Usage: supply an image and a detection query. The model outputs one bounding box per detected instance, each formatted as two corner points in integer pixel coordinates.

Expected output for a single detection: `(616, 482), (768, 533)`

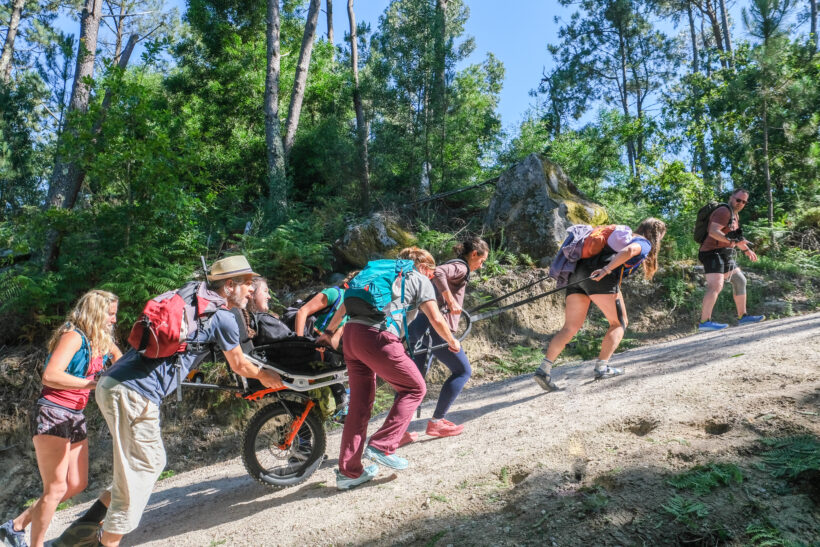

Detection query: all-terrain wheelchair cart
(181, 337), (347, 489)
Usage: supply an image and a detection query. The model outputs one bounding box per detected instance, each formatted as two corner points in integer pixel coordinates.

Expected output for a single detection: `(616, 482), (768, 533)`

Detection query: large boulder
(335, 212), (417, 267)
(483, 154), (607, 264)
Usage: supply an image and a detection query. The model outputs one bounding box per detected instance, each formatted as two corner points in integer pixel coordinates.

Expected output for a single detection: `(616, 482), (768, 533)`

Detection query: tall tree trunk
(616, 25), (636, 178)
(701, 0), (726, 67)
(811, 0), (818, 53)
(717, 0), (733, 66)
(433, 0), (448, 191)
(347, 0), (369, 210)
(283, 0), (321, 158)
(68, 34), (138, 201)
(761, 98), (775, 244)
(42, 0), (103, 272)
(113, 0), (125, 63)
(326, 0), (333, 44)
(0, 0), (26, 83)
(265, 0), (287, 222)
(687, 2), (710, 181)
(687, 1), (699, 73)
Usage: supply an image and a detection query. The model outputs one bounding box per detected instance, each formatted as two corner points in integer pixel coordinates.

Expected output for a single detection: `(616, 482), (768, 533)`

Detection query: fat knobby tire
(241, 400), (327, 488)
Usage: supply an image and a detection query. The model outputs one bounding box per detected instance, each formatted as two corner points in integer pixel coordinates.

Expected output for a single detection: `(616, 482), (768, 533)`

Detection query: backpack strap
(314, 287), (343, 332)
(443, 258), (470, 282)
(63, 326), (92, 378)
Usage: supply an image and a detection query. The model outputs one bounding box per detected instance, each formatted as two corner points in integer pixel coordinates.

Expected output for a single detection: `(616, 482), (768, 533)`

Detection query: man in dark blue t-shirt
(95, 256), (282, 547)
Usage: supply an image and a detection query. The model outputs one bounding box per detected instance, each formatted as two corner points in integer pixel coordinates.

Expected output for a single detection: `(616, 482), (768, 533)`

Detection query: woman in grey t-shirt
(319, 247), (460, 490)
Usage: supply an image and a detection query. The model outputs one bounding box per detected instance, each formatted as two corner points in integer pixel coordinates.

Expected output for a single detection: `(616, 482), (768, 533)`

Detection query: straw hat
(207, 255), (259, 282)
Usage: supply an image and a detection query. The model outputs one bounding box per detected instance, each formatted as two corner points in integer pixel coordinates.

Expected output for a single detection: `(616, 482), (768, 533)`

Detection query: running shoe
(533, 369), (559, 392)
(336, 464), (379, 490)
(363, 445), (409, 470)
(593, 366), (623, 380)
(398, 431), (418, 448)
(426, 419), (464, 438)
(0, 520), (27, 547)
(698, 320), (728, 332)
(738, 314), (765, 325)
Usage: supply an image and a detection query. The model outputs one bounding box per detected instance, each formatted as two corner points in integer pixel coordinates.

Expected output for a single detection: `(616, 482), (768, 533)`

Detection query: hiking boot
(426, 419), (464, 438)
(336, 464), (379, 490)
(363, 445), (409, 470)
(533, 369), (559, 392)
(0, 520), (27, 547)
(51, 521), (102, 547)
(738, 314), (765, 325)
(593, 366), (623, 380)
(398, 431), (418, 448)
(698, 320), (728, 332)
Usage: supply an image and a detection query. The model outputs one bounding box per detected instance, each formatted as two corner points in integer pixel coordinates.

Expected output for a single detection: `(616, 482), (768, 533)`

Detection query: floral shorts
(30, 400), (87, 443)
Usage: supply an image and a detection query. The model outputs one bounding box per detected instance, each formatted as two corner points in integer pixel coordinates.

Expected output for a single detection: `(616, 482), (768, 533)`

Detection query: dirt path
(47, 313), (820, 546)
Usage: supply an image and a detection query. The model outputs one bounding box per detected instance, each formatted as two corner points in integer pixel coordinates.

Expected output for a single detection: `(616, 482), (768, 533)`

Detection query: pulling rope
(468, 275), (592, 322)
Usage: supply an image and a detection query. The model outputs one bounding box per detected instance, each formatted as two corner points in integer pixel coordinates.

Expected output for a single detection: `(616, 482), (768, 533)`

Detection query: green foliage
(489, 345), (542, 376)
(745, 520), (798, 547)
(415, 225), (458, 262)
(241, 216), (332, 286)
(759, 435), (820, 479)
(661, 495), (710, 528)
(158, 469), (176, 480)
(667, 463), (744, 495)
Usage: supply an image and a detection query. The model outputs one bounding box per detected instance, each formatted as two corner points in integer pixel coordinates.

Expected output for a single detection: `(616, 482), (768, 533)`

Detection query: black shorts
(566, 254), (620, 297)
(30, 399), (87, 443)
(698, 248), (737, 275)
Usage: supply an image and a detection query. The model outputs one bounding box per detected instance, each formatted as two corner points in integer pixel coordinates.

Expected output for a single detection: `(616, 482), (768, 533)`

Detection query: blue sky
(53, 0), (797, 133)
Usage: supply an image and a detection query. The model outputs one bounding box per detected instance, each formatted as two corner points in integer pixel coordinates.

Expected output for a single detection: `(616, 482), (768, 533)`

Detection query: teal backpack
(344, 259), (416, 336)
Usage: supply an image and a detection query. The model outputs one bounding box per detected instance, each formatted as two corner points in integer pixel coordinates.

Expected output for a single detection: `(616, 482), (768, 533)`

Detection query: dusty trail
(46, 313), (820, 546)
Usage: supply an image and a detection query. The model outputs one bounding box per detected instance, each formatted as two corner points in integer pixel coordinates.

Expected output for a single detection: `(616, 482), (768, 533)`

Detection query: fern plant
(745, 520), (798, 547)
(759, 436), (820, 479)
(667, 462), (744, 495)
(661, 495), (710, 528)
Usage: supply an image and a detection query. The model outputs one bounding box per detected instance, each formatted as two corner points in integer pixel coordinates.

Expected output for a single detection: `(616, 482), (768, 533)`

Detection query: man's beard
(228, 289), (247, 309)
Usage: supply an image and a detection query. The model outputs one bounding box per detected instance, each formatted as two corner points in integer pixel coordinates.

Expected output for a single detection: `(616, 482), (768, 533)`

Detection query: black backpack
(693, 202), (734, 244)
(253, 313), (296, 346)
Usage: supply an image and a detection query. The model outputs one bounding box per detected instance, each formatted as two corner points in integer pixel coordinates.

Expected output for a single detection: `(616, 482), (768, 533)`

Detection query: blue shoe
(698, 320), (728, 332)
(336, 464), (379, 490)
(738, 314), (765, 325)
(0, 519), (27, 547)
(363, 445), (409, 470)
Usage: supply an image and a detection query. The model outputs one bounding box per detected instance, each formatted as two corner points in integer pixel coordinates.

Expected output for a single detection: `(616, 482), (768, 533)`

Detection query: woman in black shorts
(0, 291), (121, 547)
(533, 218), (666, 390)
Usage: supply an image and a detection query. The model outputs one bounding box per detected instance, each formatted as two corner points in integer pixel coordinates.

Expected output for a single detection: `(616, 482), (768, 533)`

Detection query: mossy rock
(335, 213), (417, 267)
(483, 154), (608, 262)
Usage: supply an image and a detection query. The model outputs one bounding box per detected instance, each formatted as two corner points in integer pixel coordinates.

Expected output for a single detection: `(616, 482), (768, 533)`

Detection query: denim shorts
(30, 399), (87, 443)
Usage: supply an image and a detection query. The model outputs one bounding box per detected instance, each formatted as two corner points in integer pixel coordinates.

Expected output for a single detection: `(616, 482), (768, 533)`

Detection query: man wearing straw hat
(92, 256), (282, 547)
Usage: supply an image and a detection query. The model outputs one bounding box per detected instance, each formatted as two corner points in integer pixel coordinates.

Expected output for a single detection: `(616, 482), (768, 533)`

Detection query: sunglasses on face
(733, 197), (747, 204)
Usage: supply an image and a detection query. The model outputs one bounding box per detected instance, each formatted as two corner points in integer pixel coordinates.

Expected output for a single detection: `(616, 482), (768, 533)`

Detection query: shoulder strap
(443, 258), (470, 281)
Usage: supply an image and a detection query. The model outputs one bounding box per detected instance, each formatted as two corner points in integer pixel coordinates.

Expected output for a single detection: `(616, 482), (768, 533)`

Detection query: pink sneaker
(398, 431), (418, 448)
(426, 419), (464, 437)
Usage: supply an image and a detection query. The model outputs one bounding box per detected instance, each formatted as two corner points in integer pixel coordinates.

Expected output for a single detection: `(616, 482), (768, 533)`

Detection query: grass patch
(667, 463), (744, 495)
(158, 469), (176, 481)
(425, 530), (447, 547)
(489, 345), (542, 375)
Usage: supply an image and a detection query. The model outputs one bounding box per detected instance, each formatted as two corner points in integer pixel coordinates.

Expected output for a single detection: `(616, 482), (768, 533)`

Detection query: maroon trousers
(339, 322), (426, 478)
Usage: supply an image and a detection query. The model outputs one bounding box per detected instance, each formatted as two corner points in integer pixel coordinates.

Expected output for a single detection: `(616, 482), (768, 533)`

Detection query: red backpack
(128, 281), (226, 359)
